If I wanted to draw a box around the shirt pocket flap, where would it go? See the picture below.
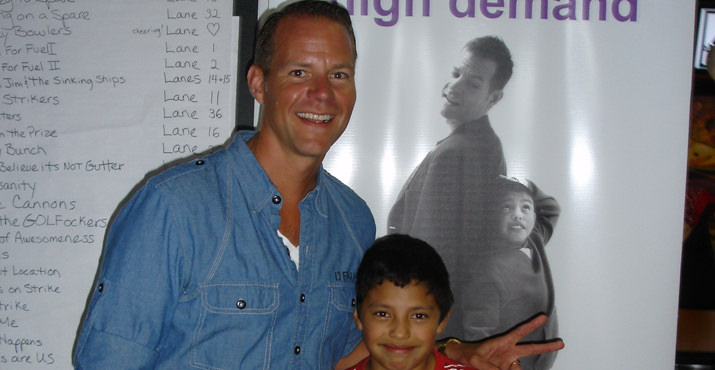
[200,283,279,314]
[329,284,356,312]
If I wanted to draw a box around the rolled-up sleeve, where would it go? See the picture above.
[74,183,186,369]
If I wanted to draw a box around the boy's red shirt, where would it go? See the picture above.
[344,349,479,370]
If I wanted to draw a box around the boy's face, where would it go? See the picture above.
[353,281,448,370]
[497,190,536,247]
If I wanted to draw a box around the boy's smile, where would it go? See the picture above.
[354,281,449,370]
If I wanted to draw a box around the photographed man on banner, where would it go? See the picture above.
[388,36,560,369]
[74,2,562,369]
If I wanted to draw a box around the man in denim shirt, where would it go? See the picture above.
[74,1,562,369]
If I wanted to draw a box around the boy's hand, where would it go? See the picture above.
[444,314,564,370]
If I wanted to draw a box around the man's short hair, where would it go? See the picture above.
[465,36,513,92]
[253,0,357,73]
[355,234,454,321]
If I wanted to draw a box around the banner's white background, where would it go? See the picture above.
[262,1,696,368]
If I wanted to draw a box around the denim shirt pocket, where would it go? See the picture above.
[191,282,279,370]
[321,283,358,366]
[329,284,356,312]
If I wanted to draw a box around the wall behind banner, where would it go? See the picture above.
[262,0,694,368]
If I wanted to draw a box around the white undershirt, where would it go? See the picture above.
[277,230,299,270]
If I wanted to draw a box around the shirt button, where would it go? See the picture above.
[351,298,356,307]
[195,160,205,166]
[97,283,103,293]
[300,294,306,302]
[294,346,301,355]
[272,195,282,204]
[236,300,247,309]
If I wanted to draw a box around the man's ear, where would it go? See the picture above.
[487,89,504,109]
[437,309,452,334]
[247,64,266,104]
[353,310,363,331]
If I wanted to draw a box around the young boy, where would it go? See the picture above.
[348,234,478,370]
[461,176,560,370]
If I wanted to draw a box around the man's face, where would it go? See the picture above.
[249,16,356,160]
[497,190,536,247]
[440,53,502,126]
[353,281,448,370]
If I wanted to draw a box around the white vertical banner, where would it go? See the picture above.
[259,1,694,368]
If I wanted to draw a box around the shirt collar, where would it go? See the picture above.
[227,130,325,213]
[451,115,491,135]
[438,115,491,145]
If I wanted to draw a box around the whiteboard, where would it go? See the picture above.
[0,0,239,367]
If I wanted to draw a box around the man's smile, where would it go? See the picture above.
[297,112,334,123]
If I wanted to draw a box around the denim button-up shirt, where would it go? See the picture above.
[74,131,376,369]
